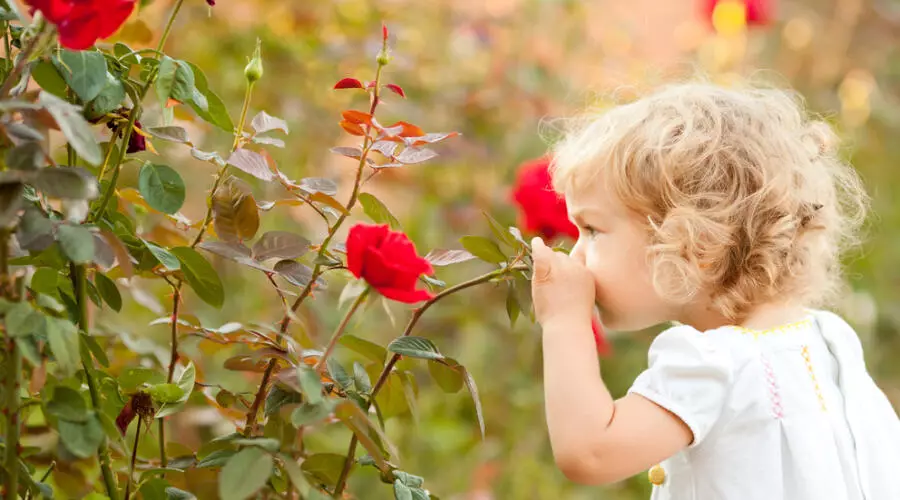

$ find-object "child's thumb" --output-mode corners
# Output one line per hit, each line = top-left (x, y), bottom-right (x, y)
(531, 238), (552, 282)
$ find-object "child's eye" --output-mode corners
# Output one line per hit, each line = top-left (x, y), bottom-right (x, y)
(580, 225), (599, 236)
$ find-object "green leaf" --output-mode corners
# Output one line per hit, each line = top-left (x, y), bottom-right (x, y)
(300, 453), (348, 487)
(139, 163), (185, 214)
(86, 72), (126, 118)
(38, 91), (102, 166)
(81, 333), (109, 368)
(57, 413), (104, 458)
(353, 362), (372, 394)
(156, 362), (195, 418)
(196, 449), (236, 468)
(31, 59), (68, 98)
(165, 486), (197, 500)
(170, 247), (224, 308)
(339, 335), (386, 364)
(5, 301), (45, 337)
(505, 284), (520, 327)
(119, 367), (165, 391)
(34, 167), (99, 199)
(52, 49), (108, 102)
(231, 437), (280, 452)
(462, 367), (486, 439)
(212, 178), (260, 242)
(394, 480), (413, 500)
(6, 142), (45, 170)
(138, 478), (169, 500)
(459, 236), (507, 264)
(296, 365), (323, 405)
(326, 358), (353, 391)
(94, 271), (121, 312)
(46, 386), (88, 422)
(428, 359), (464, 393)
(46, 317), (80, 377)
(218, 447), (273, 500)
(290, 400), (335, 427)
(251, 231), (309, 261)
(265, 385), (302, 418)
(279, 453), (311, 496)
(30, 266), (59, 296)
(156, 57), (196, 106)
(114, 42), (141, 66)
(387, 336), (444, 360)
(148, 383), (185, 404)
(393, 471), (425, 488)
(358, 192), (401, 229)
(185, 62), (233, 132)
(143, 240), (181, 271)
(483, 211), (519, 250)
(411, 488), (430, 500)
(57, 224), (95, 264)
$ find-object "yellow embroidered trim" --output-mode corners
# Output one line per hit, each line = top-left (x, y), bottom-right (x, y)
(801, 345), (827, 412)
(735, 318), (812, 340)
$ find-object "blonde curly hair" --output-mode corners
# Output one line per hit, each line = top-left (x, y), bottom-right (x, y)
(549, 82), (869, 321)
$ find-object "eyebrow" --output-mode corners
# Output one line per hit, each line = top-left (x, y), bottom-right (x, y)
(569, 207), (606, 221)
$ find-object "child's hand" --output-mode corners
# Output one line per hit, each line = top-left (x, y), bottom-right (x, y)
(531, 237), (595, 326)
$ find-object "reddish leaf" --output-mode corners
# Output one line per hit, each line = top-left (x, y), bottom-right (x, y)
(396, 147), (438, 164)
(366, 80), (377, 89)
(385, 84), (406, 98)
(384, 121), (425, 138)
(333, 78), (364, 90)
(369, 141), (398, 159)
(425, 249), (477, 266)
(225, 149), (275, 181)
(408, 132), (460, 147)
(330, 147), (362, 159)
(382, 23), (389, 42)
(339, 121), (366, 136)
(165, 98), (181, 108)
(341, 110), (373, 126)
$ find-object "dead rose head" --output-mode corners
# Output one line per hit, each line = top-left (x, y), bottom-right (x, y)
(26, 0), (136, 50)
(511, 156), (579, 241)
(346, 223), (435, 304)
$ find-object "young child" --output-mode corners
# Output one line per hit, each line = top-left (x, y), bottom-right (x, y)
(531, 82), (900, 499)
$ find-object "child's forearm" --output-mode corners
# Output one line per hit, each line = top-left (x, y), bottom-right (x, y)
(542, 316), (615, 479)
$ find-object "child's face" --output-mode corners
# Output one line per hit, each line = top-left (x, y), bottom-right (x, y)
(565, 179), (675, 332)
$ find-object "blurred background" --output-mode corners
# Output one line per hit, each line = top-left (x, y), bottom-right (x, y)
(86, 0), (900, 498)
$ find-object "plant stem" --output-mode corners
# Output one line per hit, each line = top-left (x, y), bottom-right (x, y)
(331, 264), (527, 497)
(156, 0), (184, 55)
(0, 21), (46, 99)
(3, 336), (21, 500)
(71, 263), (120, 500)
(190, 79), (253, 249)
(314, 287), (369, 374)
(123, 417), (142, 500)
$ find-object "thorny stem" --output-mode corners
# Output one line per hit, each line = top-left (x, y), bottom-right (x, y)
(331, 264), (528, 497)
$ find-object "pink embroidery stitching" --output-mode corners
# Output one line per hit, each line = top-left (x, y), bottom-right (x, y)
(760, 353), (783, 419)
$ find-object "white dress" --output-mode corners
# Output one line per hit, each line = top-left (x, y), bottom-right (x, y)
(627, 309), (900, 500)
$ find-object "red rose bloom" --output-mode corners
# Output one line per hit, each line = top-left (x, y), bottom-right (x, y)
(511, 156), (578, 241)
(26, 0), (136, 51)
(702, 0), (772, 27)
(346, 223), (435, 303)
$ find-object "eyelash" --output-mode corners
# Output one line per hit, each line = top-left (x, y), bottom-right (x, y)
(580, 225), (599, 236)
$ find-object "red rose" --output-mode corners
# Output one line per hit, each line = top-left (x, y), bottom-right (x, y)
(701, 0), (772, 27)
(592, 318), (611, 357)
(127, 120), (146, 153)
(511, 156), (578, 241)
(346, 223), (435, 304)
(26, 0), (136, 51)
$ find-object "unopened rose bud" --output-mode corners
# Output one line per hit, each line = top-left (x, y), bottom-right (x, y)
(206, 0), (215, 5)
(376, 48), (390, 67)
(244, 39), (263, 84)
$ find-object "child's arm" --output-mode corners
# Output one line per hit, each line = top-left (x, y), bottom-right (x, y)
(532, 238), (693, 485)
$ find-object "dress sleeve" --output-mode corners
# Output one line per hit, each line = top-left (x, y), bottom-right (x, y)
(627, 324), (733, 447)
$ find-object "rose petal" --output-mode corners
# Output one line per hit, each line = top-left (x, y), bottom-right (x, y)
(376, 286), (434, 304)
